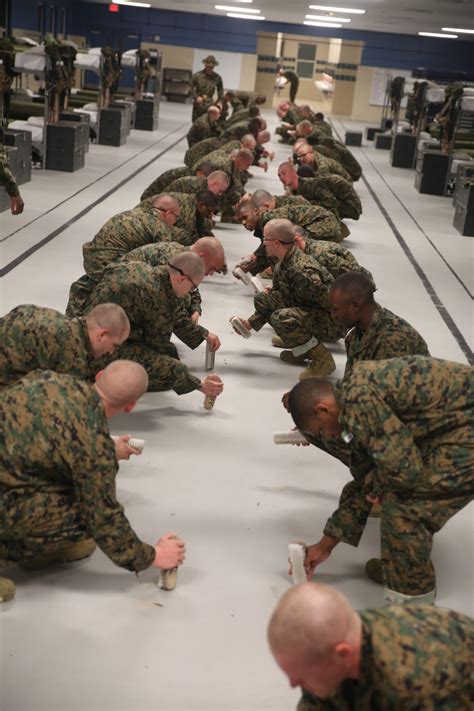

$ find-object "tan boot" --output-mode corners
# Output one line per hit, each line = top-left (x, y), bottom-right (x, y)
(280, 350), (307, 365)
(0, 577), (16, 603)
(299, 343), (336, 379)
(21, 539), (96, 571)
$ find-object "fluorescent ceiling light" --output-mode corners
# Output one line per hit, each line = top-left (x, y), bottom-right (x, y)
(442, 27), (474, 34)
(308, 5), (365, 14)
(227, 12), (265, 18)
(114, 0), (151, 6)
(306, 14), (351, 21)
(419, 32), (457, 38)
(216, 4), (260, 11)
(304, 20), (343, 27)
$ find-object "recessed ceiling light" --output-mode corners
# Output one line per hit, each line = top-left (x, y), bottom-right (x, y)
(227, 12), (265, 18)
(419, 32), (457, 38)
(114, 0), (151, 6)
(216, 4), (260, 11)
(308, 5), (365, 13)
(304, 20), (343, 27)
(306, 14), (351, 21)
(442, 27), (474, 34)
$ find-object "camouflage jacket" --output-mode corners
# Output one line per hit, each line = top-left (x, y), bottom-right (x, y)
(316, 140), (362, 181)
(119, 242), (202, 315)
(0, 305), (94, 388)
(259, 203), (342, 242)
(311, 119), (333, 136)
(281, 108), (299, 125)
(192, 141), (240, 173)
(85, 263), (208, 366)
(324, 357), (473, 546)
(0, 129), (19, 198)
(231, 91), (258, 110)
(187, 113), (222, 148)
(311, 152), (352, 182)
(0, 370), (156, 572)
(140, 166), (191, 202)
(222, 121), (253, 141)
(248, 245), (336, 332)
(167, 175), (207, 195)
(292, 176), (362, 220)
(298, 605), (474, 710)
(184, 135), (228, 168)
(303, 239), (374, 284)
(226, 108), (253, 126)
(83, 207), (174, 276)
(344, 305), (429, 378)
(190, 69), (224, 104)
(167, 192), (214, 244)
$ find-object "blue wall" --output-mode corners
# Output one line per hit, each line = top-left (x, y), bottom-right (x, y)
(11, 0), (474, 72)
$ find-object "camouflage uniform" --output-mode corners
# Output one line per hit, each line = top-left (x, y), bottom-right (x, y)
(84, 263), (208, 394)
(298, 605), (473, 710)
(303, 239), (374, 287)
(222, 121), (254, 141)
(315, 140), (362, 182)
(0, 371), (155, 572)
(190, 69), (224, 122)
(260, 203), (342, 243)
(305, 304), (429, 466)
(184, 135), (228, 168)
(248, 246), (344, 345)
(167, 192), (214, 244)
(290, 175), (362, 220)
(191, 141), (240, 173)
(0, 128), (19, 198)
(66, 207), (174, 317)
(140, 166), (191, 202)
(231, 91), (259, 111)
(226, 107), (254, 126)
(310, 152), (353, 182)
(167, 175), (207, 195)
(276, 108), (300, 142)
(310, 119), (333, 136)
(323, 356), (473, 597)
(119, 241), (202, 316)
(186, 113), (222, 148)
(0, 305), (95, 389)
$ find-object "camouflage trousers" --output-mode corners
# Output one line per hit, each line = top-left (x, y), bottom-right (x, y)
(253, 291), (344, 346)
(65, 273), (97, 317)
(0, 488), (88, 565)
(306, 432), (351, 466)
(93, 342), (201, 395)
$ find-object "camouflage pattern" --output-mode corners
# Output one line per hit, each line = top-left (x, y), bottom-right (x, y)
(260, 203), (342, 243)
(190, 69), (224, 121)
(192, 141), (240, 173)
(119, 241), (202, 315)
(310, 152), (353, 182)
(290, 175), (362, 220)
(226, 108), (254, 126)
(231, 91), (259, 111)
(0, 305), (95, 389)
(167, 192), (215, 244)
(222, 121), (254, 141)
(0, 370), (156, 572)
(323, 356), (473, 595)
(297, 605), (474, 710)
(274, 195), (309, 208)
(344, 305), (429, 378)
(275, 108), (300, 142)
(304, 302), (428, 469)
(315, 140), (362, 181)
(311, 119), (333, 136)
(184, 135), (228, 168)
(140, 166), (191, 202)
(0, 129), (19, 197)
(84, 263), (207, 394)
(303, 239), (373, 285)
(167, 175), (207, 195)
(248, 246), (345, 345)
(187, 112), (222, 148)
(66, 207), (174, 316)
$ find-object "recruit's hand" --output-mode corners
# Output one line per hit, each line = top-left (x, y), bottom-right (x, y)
(366, 495), (381, 505)
(191, 311), (200, 324)
(302, 537), (339, 580)
(232, 317), (252, 335)
(112, 435), (142, 460)
(153, 533), (186, 569)
(206, 332), (221, 351)
(201, 374), (223, 396)
(10, 195), (24, 215)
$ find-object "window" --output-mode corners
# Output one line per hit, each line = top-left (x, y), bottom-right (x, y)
(297, 43), (317, 79)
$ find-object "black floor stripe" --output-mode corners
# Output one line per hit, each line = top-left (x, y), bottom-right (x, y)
(1, 128), (189, 278)
(330, 119), (472, 365)
(1, 120), (190, 245)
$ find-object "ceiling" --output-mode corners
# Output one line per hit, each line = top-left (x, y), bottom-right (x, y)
(112, 0), (474, 39)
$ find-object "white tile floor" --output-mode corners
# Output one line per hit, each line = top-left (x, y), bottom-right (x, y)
(0, 104), (473, 711)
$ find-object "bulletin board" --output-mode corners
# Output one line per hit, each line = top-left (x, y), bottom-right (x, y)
(370, 67), (413, 107)
(192, 49), (242, 91)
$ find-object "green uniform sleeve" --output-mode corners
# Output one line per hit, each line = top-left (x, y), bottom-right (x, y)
(173, 303), (208, 349)
(0, 141), (20, 198)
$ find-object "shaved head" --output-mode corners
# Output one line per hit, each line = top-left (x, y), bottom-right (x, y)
(288, 378), (335, 431)
(251, 189), (274, 209)
(330, 272), (376, 304)
(170, 251), (206, 282)
(95, 360), (148, 408)
(191, 236), (226, 274)
(241, 134), (257, 150)
(85, 303), (130, 338)
(263, 218), (295, 244)
(152, 194), (180, 214)
(208, 170), (229, 187)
